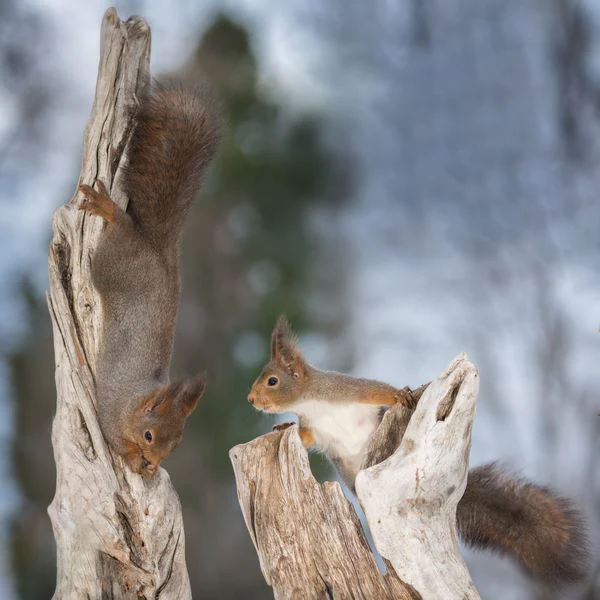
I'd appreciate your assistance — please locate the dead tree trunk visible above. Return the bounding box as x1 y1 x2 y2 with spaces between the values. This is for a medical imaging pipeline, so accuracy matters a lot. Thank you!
47 9 191 599
230 354 481 600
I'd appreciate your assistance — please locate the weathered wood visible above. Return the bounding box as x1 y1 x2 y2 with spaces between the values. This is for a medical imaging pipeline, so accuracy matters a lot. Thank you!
231 355 480 599
356 354 481 600
360 382 429 472
230 429 419 600
47 9 191 599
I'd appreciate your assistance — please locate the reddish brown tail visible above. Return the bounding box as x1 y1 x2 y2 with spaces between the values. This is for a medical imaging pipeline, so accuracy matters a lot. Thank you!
457 463 589 584
123 82 220 246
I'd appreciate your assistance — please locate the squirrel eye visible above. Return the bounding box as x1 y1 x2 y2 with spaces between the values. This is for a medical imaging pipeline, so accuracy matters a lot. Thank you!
144 430 153 442
267 376 278 387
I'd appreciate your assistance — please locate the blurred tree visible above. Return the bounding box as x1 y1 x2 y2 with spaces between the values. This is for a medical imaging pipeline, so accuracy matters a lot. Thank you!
8 282 55 600
0 0 53 172
7 11 352 600
174 14 351 471
0 2 59 599
168 15 352 596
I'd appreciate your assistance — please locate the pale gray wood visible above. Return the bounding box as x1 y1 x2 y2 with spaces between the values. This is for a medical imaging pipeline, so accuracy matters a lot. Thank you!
360 382 428 472
231 356 480 598
356 353 481 600
229 430 419 600
47 9 191 599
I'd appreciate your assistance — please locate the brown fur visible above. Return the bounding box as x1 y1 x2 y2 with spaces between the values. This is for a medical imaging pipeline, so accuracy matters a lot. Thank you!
249 317 590 585
79 82 219 476
123 82 219 248
248 316 405 413
458 463 589 583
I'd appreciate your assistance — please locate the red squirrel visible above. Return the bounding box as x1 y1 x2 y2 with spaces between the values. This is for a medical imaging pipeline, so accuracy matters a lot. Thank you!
248 316 590 584
78 83 219 476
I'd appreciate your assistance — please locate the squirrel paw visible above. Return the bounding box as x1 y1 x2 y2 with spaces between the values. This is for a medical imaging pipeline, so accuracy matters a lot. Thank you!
272 421 296 432
78 180 117 223
395 386 418 409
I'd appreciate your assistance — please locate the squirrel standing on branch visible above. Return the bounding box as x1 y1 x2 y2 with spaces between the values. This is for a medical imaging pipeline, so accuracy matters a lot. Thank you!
248 316 590 585
79 83 219 476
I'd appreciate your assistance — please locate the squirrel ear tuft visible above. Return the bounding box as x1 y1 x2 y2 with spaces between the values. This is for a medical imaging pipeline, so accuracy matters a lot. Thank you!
177 373 206 418
270 316 306 378
270 316 292 359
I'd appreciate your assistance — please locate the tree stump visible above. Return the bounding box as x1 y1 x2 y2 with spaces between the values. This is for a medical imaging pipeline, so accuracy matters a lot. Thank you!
230 354 481 599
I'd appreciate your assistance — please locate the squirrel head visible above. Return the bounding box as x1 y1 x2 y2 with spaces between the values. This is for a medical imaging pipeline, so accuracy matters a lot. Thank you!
125 374 206 476
248 316 308 413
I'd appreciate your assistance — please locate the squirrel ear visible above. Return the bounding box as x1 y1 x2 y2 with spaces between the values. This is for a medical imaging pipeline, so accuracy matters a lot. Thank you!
270 315 290 360
177 373 206 418
138 382 183 416
270 316 306 378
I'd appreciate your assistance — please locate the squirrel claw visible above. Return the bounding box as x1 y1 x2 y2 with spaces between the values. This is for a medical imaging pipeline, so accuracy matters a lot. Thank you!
78 181 116 223
94 179 109 196
272 421 295 432
395 386 417 409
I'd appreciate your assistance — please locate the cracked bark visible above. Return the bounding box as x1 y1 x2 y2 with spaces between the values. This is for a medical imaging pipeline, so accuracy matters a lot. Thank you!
231 355 481 600
47 9 191 599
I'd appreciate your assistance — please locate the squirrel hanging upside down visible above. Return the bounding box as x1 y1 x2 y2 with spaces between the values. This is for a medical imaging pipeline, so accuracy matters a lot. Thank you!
78 83 219 476
248 316 590 585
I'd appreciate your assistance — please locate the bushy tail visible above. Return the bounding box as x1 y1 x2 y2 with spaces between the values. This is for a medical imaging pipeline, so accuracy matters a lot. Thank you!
457 463 589 584
123 82 219 246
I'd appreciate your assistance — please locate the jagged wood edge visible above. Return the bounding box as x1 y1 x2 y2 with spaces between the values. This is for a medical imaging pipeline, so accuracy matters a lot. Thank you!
356 354 481 600
229 429 419 600
46 8 191 599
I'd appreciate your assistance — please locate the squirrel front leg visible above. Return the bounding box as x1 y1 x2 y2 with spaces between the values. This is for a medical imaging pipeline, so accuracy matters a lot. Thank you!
272 422 315 448
355 384 421 410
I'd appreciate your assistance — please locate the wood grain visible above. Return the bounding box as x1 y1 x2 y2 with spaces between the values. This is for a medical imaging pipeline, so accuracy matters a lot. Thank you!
47 9 191 599
230 429 419 600
357 354 481 600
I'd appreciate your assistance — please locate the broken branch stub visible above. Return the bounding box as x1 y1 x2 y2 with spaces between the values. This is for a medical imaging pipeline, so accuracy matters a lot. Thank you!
356 353 481 600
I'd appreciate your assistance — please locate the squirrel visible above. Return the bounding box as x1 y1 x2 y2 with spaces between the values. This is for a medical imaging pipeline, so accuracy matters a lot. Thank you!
78 82 219 477
247 316 590 584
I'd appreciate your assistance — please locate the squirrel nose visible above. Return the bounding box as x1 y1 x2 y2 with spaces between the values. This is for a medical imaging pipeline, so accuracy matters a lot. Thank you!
247 393 255 405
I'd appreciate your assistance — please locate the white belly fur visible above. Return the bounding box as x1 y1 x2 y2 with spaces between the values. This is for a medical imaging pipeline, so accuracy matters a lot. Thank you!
294 399 381 462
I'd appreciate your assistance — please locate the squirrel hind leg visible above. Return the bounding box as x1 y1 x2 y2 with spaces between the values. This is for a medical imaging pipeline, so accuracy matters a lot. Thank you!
78 181 127 224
